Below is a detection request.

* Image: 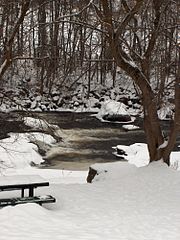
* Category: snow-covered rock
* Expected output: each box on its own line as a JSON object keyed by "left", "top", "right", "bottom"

{"left": 158, "top": 104, "right": 174, "bottom": 120}
{"left": 95, "top": 100, "right": 134, "bottom": 123}
{"left": 112, "top": 143, "right": 150, "bottom": 167}
{"left": 122, "top": 124, "right": 140, "bottom": 131}
{"left": 0, "top": 133, "right": 44, "bottom": 169}
{"left": 23, "top": 117, "right": 59, "bottom": 131}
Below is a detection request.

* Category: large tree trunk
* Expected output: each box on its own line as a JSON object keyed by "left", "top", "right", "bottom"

{"left": 110, "top": 41, "right": 164, "bottom": 161}
{"left": 143, "top": 103, "right": 164, "bottom": 162}
{"left": 99, "top": 0, "right": 167, "bottom": 161}
{"left": 99, "top": 0, "right": 178, "bottom": 165}
{"left": 161, "top": 53, "right": 180, "bottom": 165}
{"left": 123, "top": 63, "right": 165, "bottom": 162}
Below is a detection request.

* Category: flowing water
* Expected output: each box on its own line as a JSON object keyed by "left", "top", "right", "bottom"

{"left": 36, "top": 112, "right": 145, "bottom": 170}
{"left": 34, "top": 112, "right": 179, "bottom": 171}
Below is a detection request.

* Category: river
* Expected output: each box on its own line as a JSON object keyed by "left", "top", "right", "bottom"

{"left": 34, "top": 112, "right": 143, "bottom": 170}
{"left": 22, "top": 111, "right": 179, "bottom": 171}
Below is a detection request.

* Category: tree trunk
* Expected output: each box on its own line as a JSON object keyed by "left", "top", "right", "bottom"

{"left": 162, "top": 52, "right": 180, "bottom": 165}
{"left": 110, "top": 40, "right": 164, "bottom": 162}
{"left": 143, "top": 105, "right": 164, "bottom": 161}
{"left": 97, "top": 0, "right": 179, "bottom": 165}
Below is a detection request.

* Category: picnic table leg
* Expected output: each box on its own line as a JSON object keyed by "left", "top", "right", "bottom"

{"left": 29, "top": 187, "right": 34, "bottom": 197}
{"left": 21, "top": 189, "right": 25, "bottom": 198}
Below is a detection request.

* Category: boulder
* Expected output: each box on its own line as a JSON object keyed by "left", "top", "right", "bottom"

{"left": 102, "top": 114, "right": 131, "bottom": 122}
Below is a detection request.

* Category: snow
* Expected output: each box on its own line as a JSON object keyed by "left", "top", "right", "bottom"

{"left": 97, "top": 100, "right": 128, "bottom": 116}
{"left": 0, "top": 131, "right": 180, "bottom": 239}
{"left": 25, "top": 132, "right": 56, "bottom": 145}
{"left": 113, "top": 142, "right": 180, "bottom": 169}
{"left": 0, "top": 174, "right": 47, "bottom": 186}
{"left": 113, "top": 143, "right": 150, "bottom": 167}
{"left": 94, "top": 100, "right": 135, "bottom": 123}
{"left": 158, "top": 140, "right": 168, "bottom": 149}
{"left": 23, "top": 117, "right": 59, "bottom": 131}
{"left": 1, "top": 159, "right": 180, "bottom": 239}
{"left": 122, "top": 124, "right": 140, "bottom": 130}
{"left": 158, "top": 104, "right": 174, "bottom": 120}
{"left": 0, "top": 133, "right": 44, "bottom": 169}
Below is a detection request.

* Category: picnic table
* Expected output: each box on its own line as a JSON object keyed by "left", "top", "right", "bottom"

{"left": 0, "top": 175, "right": 56, "bottom": 207}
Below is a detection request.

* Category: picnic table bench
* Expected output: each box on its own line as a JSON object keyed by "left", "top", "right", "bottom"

{"left": 0, "top": 175, "right": 56, "bottom": 207}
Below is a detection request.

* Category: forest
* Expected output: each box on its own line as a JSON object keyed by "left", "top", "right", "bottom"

{"left": 0, "top": 1, "right": 178, "bottom": 96}
{"left": 0, "top": 0, "right": 179, "bottom": 165}
{"left": 0, "top": 2, "right": 180, "bottom": 240}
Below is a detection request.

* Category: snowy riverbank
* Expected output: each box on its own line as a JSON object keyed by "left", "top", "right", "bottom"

{"left": 0, "top": 101, "right": 179, "bottom": 239}
{"left": 0, "top": 130, "right": 180, "bottom": 239}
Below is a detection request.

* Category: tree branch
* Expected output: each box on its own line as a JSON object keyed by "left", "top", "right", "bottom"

{"left": 0, "top": 0, "right": 31, "bottom": 81}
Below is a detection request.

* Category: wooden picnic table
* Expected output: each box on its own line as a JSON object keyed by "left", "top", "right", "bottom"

{"left": 0, "top": 175, "right": 49, "bottom": 197}
{"left": 0, "top": 175, "right": 56, "bottom": 207}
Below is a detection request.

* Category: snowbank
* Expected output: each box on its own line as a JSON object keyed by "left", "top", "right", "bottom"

{"left": 113, "top": 142, "right": 180, "bottom": 169}
{"left": 0, "top": 133, "right": 44, "bottom": 169}
{"left": 0, "top": 160, "right": 180, "bottom": 240}
{"left": 0, "top": 132, "right": 87, "bottom": 184}
{"left": 0, "top": 130, "right": 180, "bottom": 239}
{"left": 112, "top": 143, "right": 149, "bottom": 167}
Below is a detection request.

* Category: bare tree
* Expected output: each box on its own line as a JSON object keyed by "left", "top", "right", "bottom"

{"left": 93, "top": 0, "right": 179, "bottom": 165}
{"left": 0, "top": 0, "right": 31, "bottom": 82}
{"left": 1, "top": 0, "right": 116, "bottom": 96}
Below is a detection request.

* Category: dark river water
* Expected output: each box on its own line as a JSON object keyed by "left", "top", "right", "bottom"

{"left": 30, "top": 111, "right": 180, "bottom": 170}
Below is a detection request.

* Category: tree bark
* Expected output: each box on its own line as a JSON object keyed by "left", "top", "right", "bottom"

{"left": 113, "top": 50, "right": 164, "bottom": 161}
{"left": 99, "top": 0, "right": 165, "bottom": 162}
{"left": 162, "top": 53, "right": 180, "bottom": 165}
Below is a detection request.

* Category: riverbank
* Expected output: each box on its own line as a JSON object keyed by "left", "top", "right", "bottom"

{"left": 0, "top": 113, "right": 180, "bottom": 240}
{"left": 0, "top": 110, "right": 180, "bottom": 171}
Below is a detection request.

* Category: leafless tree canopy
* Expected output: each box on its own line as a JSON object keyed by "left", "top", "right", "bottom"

{"left": 0, "top": 0, "right": 117, "bottom": 94}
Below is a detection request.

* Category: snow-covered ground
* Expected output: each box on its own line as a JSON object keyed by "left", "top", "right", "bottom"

{"left": 0, "top": 130, "right": 180, "bottom": 239}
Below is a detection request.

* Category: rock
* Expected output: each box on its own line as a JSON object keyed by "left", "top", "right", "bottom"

{"left": 102, "top": 114, "right": 131, "bottom": 122}
{"left": 31, "top": 100, "right": 37, "bottom": 109}
{"left": 119, "top": 97, "right": 129, "bottom": 105}
{"left": 35, "top": 96, "right": 42, "bottom": 102}
{"left": 57, "top": 97, "right": 64, "bottom": 107}
{"left": 90, "top": 91, "right": 100, "bottom": 99}
{"left": 52, "top": 96, "right": 59, "bottom": 103}
{"left": 93, "top": 102, "right": 101, "bottom": 109}
{"left": 74, "top": 101, "right": 79, "bottom": 107}
{"left": 116, "top": 148, "right": 127, "bottom": 156}
{"left": 131, "top": 98, "right": 140, "bottom": 105}
{"left": 24, "top": 101, "right": 31, "bottom": 109}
